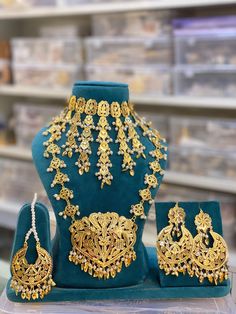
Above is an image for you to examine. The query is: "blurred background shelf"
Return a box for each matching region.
[0,145,31,161]
[164,172,236,194]
[1,85,236,109]
[0,85,70,100]
[0,0,236,20]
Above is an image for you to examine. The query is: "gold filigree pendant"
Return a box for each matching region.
[156,203,193,276]
[69,212,137,279]
[192,209,229,285]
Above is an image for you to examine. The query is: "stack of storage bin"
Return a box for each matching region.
[173,16,236,97]
[11,37,83,88]
[168,116,236,180]
[0,157,49,206]
[13,103,61,148]
[85,11,174,96]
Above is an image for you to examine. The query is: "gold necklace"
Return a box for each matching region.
[43,96,167,279]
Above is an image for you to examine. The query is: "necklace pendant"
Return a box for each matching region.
[68,212,137,279]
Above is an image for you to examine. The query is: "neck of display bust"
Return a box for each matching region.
[71,81,129,103]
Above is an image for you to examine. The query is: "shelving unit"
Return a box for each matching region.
[0,0,235,20]
[1,85,236,109]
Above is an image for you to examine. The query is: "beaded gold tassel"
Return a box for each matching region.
[122,103,145,162]
[61,96,80,158]
[111,102,136,175]
[95,101,113,188]
[75,99,96,175]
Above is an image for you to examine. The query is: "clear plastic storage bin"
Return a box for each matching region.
[174,65,236,97]
[174,32,236,65]
[0,157,48,205]
[92,11,174,37]
[169,116,236,150]
[13,103,62,148]
[169,145,236,180]
[0,60,11,84]
[12,63,82,88]
[11,38,82,65]
[85,37,172,65]
[85,64,172,95]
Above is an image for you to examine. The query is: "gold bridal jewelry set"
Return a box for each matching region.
[10,96,228,300]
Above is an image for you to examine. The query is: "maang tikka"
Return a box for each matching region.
[156,203,193,276]
[192,208,229,285]
[10,194,55,300]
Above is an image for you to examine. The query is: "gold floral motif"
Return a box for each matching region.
[192,209,228,285]
[11,243,55,300]
[69,212,137,279]
[157,203,193,276]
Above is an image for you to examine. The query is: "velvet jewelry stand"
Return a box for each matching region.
[6,82,230,302]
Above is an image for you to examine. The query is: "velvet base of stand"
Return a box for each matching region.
[6,247,230,303]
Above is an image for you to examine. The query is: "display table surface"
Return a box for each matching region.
[0,290,236,314]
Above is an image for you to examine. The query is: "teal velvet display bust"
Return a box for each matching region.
[18,81,168,290]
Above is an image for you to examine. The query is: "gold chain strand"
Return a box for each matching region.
[95,101,113,188]
[75,99,96,175]
[111,102,136,176]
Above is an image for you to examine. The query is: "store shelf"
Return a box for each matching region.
[164,171,236,194]
[132,95,236,110]
[0,85,70,100]
[1,85,236,109]
[0,0,235,20]
[0,145,32,161]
